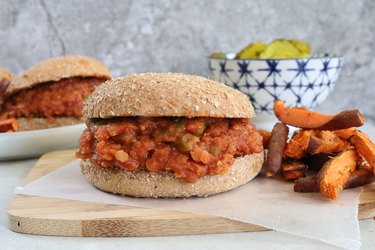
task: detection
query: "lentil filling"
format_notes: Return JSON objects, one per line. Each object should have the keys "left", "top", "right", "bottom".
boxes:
{"left": 77, "top": 117, "right": 263, "bottom": 182}
{"left": 1, "top": 77, "right": 106, "bottom": 119}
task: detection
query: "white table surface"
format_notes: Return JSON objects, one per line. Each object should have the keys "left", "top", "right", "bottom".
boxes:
{"left": 1, "top": 124, "right": 375, "bottom": 250}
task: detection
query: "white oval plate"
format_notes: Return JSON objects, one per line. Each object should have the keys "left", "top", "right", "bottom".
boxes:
{"left": 0, "top": 123, "right": 86, "bottom": 161}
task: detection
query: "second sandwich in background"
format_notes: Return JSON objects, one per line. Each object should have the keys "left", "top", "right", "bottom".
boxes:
{"left": 0, "top": 55, "right": 111, "bottom": 131}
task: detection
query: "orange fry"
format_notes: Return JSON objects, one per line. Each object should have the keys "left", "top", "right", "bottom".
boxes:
{"left": 281, "top": 160, "right": 307, "bottom": 172}
{"left": 257, "top": 129, "right": 271, "bottom": 149}
{"left": 273, "top": 100, "right": 364, "bottom": 130}
{"left": 316, "top": 149, "right": 359, "bottom": 199}
{"left": 294, "top": 165, "right": 374, "bottom": 193}
{"left": 282, "top": 170, "right": 306, "bottom": 181}
{"left": 281, "top": 160, "right": 307, "bottom": 181}
{"left": 306, "top": 130, "right": 351, "bottom": 155}
{"left": 349, "top": 131, "right": 375, "bottom": 173}
{"left": 284, "top": 130, "right": 312, "bottom": 159}
{"left": 333, "top": 127, "right": 357, "bottom": 140}
{"left": 0, "top": 118, "right": 18, "bottom": 132}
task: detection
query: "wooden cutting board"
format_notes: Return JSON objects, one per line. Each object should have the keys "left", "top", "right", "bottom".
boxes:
{"left": 7, "top": 149, "right": 375, "bottom": 237}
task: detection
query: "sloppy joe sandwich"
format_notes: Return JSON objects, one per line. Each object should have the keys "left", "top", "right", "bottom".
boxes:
{"left": 0, "top": 55, "right": 111, "bottom": 131}
{"left": 76, "top": 73, "right": 264, "bottom": 198}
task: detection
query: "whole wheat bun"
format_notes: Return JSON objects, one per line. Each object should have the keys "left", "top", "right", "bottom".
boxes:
{"left": 6, "top": 55, "right": 111, "bottom": 95}
{"left": 81, "top": 152, "right": 264, "bottom": 198}
{"left": 84, "top": 72, "right": 255, "bottom": 119}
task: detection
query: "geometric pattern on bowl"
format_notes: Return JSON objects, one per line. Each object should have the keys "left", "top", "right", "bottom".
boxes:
{"left": 209, "top": 57, "right": 343, "bottom": 114}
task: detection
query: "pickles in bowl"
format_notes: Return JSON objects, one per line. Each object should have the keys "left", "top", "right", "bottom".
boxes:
{"left": 208, "top": 39, "right": 343, "bottom": 119}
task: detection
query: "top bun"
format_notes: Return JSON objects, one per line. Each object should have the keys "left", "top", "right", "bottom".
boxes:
{"left": 7, "top": 55, "right": 112, "bottom": 95}
{"left": 84, "top": 72, "right": 255, "bottom": 119}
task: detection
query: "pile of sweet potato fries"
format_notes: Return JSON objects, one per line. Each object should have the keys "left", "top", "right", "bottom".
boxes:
{"left": 260, "top": 100, "right": 375, "bottom": 200}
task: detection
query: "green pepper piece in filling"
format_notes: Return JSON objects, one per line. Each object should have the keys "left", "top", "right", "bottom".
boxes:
{"left": 154, "top": 129, "right": 170, "bottom": 140}
{"left": 208, "top": 145, "right": 221, "bottom": 156}
{"left": 192, "top": 122, "right": 206, "bottom": 136}
{"left": 176, "top": 133, "right": 199, "bottom": 152}
{"left": 173, "top": 118, "right": 186, "bottom": 133}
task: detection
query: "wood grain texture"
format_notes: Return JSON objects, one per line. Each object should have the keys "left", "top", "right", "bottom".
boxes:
{"left": 7, "top": 149, "right": 375, "bottom": 237}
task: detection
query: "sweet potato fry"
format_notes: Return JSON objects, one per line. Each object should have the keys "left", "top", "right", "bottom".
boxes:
{"left": 283, "top": 170, "right": 306, "bottom": 181}
{"left": 349, "top": 131, "right": 375, "bottom": 172}
{"left": 281, "top": 160, "right": 307, "bottom": 181}
{"left": 294, "top": 176, "right": 319, "bottom": 192}
{"left": 281, "top": 160, "right": 307, "bottom": 171}
{"left": 274, "top": 100, "right": 332, "bottom": 128}
{"left": 345, "top": 165, "right": 375, "bottom": 188}
{"left": 334, "top": 127, "right": 357, "bottom": 140}
{"left": 316, "top": 149, "right": 359, "bottom": 199}
{"left": 273, "top": 100, "right": 364, "bottom": 130}
{"left": 294, "top": 166, "right": 374, "bottom": 193}
{"left": 0, "top": 118, "right": 18, "bottom": 132}
{"left": 284, "top": 130, "right": 350, "bottom": 159}
{"left": 284, "top": 130, "right": 312, "bottom": 159}
{"left": 306, "top": 130, "right": 351, "bottom": 155}
{"left": 257, "top": 129, "right": 271, "bottom": 149}
{"left": 263, "top": 122, "right": 289, "bottom": 177}
{"left": 319, "top": 110, "right": 365, "bottom": 130}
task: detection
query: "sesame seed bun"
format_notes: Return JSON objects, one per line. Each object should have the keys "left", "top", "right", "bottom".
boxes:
{"left": 6, "top": 55, "right": 111, "bottom": 95}
{"left": 81, "top": 152, "right": 264, "bottom": 198}
{"left": 84, "top": 72, "right": 255, "bottom": 119}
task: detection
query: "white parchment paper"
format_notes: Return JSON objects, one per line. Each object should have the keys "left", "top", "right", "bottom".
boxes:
{"left": 15, "top": 159, "right": 361, "bottom": 249}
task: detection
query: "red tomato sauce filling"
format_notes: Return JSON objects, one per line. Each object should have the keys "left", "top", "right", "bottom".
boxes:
{"left": 76, "top": 117, "right": 263, "bottom": 182}
{"left": 1, "top": 77, "right": 106, "bottom": 119}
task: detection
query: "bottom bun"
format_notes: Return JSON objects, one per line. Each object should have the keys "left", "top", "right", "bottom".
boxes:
{"left": 80, "top": 152, "right": 264, "bottom": 198}
{"left": 17, "top": 117, "right": 84, "bottom": 131}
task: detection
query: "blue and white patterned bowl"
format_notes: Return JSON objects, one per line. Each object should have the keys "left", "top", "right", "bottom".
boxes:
{"left": 208, "top": 56, "right": 343, "bottom": 119}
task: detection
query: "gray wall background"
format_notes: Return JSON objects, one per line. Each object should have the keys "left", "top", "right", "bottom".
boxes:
{"left": 1, "top": 0, "right": 374, "bottom": 121}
